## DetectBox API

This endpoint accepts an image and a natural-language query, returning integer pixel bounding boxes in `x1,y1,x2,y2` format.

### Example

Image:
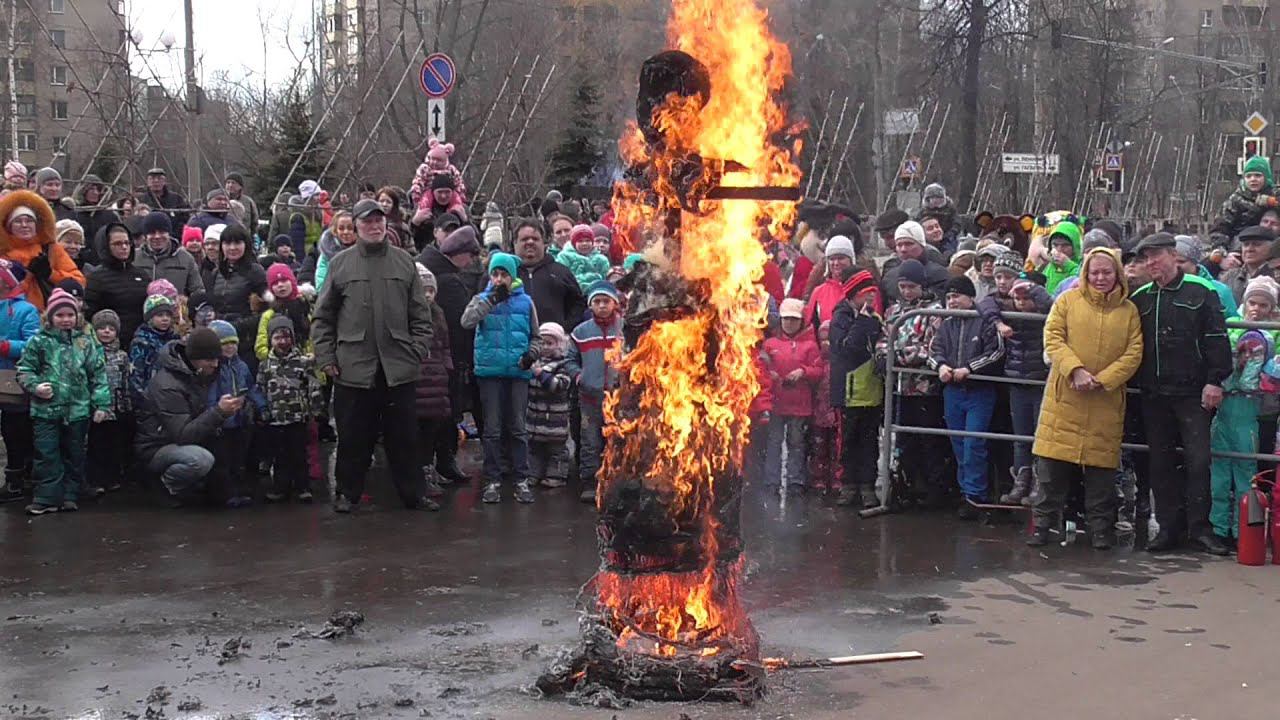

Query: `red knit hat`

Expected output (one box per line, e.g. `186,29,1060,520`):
570,224,595,247
44,287,79,321
266,263,298,300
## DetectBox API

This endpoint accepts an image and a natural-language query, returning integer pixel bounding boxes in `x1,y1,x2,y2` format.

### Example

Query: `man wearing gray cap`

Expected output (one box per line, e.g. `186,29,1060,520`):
1172,234,1237,318
312,198,435,513
142,167,190,231
1220,225,1277,305
33,167,76,223
186,188,241,233
1131,231,1232,555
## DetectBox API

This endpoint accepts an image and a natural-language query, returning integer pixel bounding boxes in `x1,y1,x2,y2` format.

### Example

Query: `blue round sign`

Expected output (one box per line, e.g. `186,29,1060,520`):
420,53,456,98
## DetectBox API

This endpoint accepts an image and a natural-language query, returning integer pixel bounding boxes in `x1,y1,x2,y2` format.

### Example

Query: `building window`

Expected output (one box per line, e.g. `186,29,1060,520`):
51,100,68,120
1201,9,1213,27
16,94,36,117
18,132,36,151
50,29,65,48
14,58,35,82
49,0,65,13
51,136,66,155
51,65,66,85
15,22,33,43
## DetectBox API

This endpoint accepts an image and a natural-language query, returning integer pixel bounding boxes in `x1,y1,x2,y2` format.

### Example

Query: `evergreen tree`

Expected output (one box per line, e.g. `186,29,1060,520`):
547,69,607,193
258,91,328,201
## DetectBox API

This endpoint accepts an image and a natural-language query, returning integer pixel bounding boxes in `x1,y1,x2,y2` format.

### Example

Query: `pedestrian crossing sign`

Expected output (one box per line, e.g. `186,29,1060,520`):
1104,154,1122,171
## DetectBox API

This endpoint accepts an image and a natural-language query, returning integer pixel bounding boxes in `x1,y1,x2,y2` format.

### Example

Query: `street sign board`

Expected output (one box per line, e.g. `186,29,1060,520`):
1001,153,1060,174
428,98,446,142
1244,111,1269,135
419,53,457,98
884,109,919,136
900,156,921,178
1105,153,1122,171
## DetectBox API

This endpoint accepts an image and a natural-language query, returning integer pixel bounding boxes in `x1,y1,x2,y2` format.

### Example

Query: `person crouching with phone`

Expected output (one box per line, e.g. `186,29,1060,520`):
208,320,265,508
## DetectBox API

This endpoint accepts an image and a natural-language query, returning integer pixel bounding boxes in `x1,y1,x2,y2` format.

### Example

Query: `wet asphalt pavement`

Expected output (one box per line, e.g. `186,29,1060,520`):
1,443,1277,719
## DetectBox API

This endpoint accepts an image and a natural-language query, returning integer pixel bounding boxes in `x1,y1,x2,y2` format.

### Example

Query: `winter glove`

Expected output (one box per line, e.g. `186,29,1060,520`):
492,283,511,303
27,252,52,286
518,350,537,370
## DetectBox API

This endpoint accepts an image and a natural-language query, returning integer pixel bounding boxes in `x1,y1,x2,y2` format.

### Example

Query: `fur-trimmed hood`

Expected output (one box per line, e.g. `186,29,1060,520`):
0,189,56,253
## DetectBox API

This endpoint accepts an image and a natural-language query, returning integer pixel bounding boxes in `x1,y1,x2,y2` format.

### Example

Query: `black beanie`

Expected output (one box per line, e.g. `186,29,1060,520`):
430,173,456,191
185,327,222,362
944,275,977,298
896,258,926,286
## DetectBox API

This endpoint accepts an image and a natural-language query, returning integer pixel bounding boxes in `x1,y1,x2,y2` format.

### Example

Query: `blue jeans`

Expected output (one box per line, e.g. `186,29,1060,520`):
478,377,530,486
943,384,997,501
1007,384,1043,471
147,444,216,497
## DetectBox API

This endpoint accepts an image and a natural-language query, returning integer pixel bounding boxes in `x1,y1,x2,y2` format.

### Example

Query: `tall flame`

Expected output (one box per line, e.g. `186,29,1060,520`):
596,0,801,658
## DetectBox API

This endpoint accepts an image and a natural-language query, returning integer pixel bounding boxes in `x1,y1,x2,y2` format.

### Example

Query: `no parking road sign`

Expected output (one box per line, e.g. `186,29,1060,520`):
419,53,457,98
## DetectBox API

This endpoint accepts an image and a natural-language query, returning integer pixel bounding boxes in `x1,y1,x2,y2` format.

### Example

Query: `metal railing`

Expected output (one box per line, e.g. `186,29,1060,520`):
870,306,1280,515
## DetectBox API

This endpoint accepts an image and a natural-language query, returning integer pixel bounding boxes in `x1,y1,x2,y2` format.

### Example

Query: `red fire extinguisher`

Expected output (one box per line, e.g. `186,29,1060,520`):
1239,475,1270,566
1270,479,1280,565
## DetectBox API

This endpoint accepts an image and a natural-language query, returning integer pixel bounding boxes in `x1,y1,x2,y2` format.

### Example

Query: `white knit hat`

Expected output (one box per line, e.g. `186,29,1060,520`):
824,235,855,259
1244,276,1280,307
894,221,926,246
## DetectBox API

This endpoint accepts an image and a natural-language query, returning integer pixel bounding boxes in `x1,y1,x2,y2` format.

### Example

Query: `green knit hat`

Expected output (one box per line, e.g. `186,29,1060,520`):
1244,155,1273,186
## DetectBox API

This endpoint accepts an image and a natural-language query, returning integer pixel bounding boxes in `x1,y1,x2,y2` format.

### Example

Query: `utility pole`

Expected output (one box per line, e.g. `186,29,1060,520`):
184,0,200,199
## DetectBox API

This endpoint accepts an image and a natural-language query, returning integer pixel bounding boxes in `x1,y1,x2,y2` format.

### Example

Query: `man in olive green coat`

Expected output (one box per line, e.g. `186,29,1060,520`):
311,199,433,513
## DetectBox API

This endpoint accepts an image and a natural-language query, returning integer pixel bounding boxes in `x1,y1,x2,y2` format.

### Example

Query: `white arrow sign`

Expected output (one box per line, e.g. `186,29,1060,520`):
428,98,446,142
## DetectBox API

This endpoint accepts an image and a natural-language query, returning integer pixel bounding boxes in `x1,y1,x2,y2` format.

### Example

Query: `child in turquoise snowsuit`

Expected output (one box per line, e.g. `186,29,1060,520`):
1210,280,1279,538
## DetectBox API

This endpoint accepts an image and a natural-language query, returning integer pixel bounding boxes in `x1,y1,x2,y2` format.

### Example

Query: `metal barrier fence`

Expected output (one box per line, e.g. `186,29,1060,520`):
871,306,1280,516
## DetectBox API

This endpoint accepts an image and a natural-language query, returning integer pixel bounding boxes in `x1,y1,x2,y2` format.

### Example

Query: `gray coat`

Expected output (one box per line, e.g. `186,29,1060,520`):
311,239,433,389
134,239,204,297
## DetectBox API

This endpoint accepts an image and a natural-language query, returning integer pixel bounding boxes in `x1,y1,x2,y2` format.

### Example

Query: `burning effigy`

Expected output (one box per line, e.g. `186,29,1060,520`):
537,0,802,704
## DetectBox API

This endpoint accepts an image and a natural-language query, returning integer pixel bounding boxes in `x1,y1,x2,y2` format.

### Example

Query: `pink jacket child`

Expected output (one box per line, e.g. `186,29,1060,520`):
763,324,823,417
412,138,468,208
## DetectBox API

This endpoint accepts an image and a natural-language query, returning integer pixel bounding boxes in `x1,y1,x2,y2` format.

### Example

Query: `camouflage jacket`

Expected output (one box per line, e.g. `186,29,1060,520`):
876,296,943,396
256,348,322,425
100,341,132,416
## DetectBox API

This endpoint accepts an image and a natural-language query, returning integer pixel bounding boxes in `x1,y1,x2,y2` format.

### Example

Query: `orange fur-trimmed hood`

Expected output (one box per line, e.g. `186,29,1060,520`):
0,190,56,253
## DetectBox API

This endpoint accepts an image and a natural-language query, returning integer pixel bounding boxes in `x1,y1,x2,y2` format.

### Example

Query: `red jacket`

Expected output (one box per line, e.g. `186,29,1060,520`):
788,256,815,300
761,260,784,304
762,326,823,417
749,354,773,417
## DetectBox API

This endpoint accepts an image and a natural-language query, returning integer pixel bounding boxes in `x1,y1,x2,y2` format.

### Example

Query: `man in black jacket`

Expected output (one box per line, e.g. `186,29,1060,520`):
417,224,482,481
1131,232,1233,555
134,329,243,503
513,220,586,328
141,167,190,231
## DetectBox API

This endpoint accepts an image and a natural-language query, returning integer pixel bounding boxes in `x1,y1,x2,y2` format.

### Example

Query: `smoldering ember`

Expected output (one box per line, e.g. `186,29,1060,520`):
4,0,1280,717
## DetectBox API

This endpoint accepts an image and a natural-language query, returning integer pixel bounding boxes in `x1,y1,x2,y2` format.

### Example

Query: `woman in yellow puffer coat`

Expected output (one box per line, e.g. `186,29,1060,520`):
1029,247,1143,548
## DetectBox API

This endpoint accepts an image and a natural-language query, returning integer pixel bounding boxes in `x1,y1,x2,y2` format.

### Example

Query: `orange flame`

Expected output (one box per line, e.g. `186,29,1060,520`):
596,0,800,659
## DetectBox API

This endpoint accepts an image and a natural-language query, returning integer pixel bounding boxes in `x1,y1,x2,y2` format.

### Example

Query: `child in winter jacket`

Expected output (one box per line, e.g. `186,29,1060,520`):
461,252,542,505
763,298,822,494
876,259,949,506
557,224,611,291
0,258,39,502
257,315,322,503
807,321,841,494
255,263,311,361
528,322,574,489
128,294,179,404
976,253,1052,505
87,309,133,495
17,289,110,515
929,275,1005,516
567,280,623,504
209,320,266,507
411,138,468,208
413,264,452,505
1042,222,1081,295
1210,276,1280,539
1210,155,1277,243
830,268,885,509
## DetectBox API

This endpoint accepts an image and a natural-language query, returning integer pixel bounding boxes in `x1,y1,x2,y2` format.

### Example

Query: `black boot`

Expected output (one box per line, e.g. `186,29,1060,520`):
1026,527,1051,547
436,459,467,484
1146,530,1179,552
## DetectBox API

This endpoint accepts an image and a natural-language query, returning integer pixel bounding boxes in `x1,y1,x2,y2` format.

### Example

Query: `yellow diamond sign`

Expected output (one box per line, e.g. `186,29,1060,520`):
1244,111,1269,136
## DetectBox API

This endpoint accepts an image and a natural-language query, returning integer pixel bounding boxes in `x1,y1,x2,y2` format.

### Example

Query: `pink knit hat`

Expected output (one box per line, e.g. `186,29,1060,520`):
427,138,454,164
146,279,179,301
44,287,79,321
3,160,26,185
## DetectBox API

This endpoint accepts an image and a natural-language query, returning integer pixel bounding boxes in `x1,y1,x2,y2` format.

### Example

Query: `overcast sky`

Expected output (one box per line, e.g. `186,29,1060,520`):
127,0,313,90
